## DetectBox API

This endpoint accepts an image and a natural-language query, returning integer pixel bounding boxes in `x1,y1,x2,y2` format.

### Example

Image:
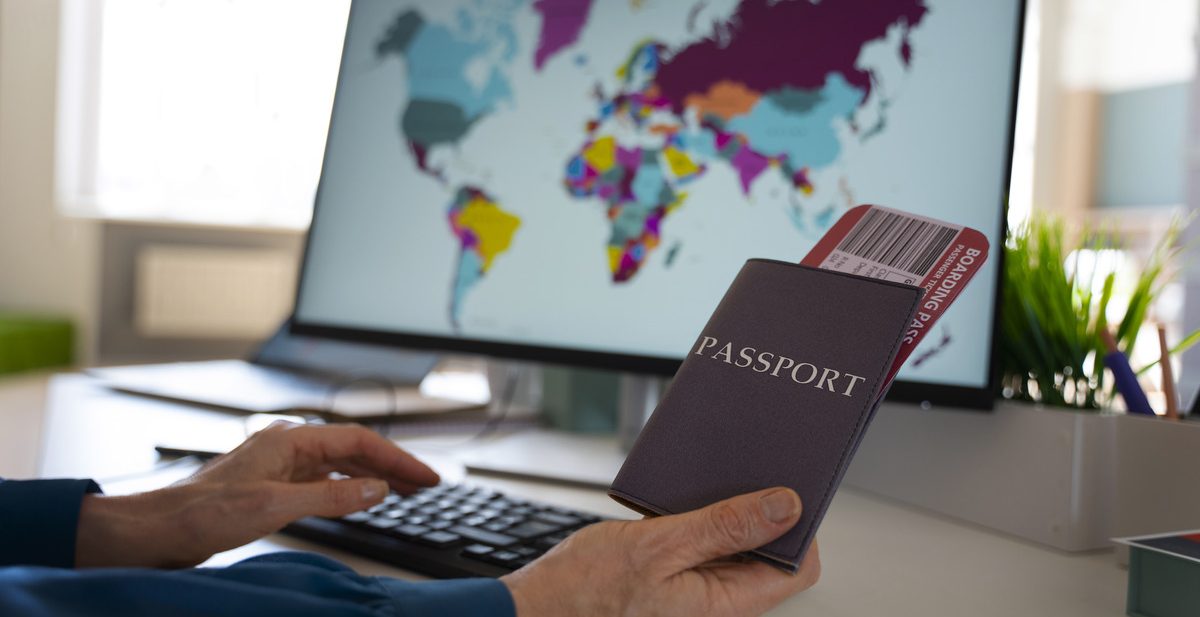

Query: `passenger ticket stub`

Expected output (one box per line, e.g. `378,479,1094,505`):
801,204,990,391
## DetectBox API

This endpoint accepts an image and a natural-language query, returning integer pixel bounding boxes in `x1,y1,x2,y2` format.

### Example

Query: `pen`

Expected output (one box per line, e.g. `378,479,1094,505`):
1158,324,1180,420
1100,327,1156,415
154,445,223,460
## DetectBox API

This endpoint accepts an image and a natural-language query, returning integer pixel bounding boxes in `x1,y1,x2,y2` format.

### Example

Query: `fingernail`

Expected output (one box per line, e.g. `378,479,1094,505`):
362,480,387,502
760,489,801,523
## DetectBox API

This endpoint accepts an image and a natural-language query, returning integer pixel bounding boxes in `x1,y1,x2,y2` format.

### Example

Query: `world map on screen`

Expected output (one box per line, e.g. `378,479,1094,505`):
374,0,929,328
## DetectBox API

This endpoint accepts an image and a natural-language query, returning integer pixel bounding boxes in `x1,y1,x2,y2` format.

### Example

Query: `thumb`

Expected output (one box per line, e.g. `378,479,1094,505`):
656,488,802,569
268,477,389,521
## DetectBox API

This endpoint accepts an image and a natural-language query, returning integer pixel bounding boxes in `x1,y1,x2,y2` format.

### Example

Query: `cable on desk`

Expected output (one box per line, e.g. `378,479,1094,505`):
322,374,399,438
319,364,521,446
472,361,519,441
400,363,522,454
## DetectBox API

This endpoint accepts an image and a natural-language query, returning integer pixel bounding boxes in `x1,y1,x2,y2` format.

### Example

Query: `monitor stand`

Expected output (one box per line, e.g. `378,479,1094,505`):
449,364,666,489
618,373,667,451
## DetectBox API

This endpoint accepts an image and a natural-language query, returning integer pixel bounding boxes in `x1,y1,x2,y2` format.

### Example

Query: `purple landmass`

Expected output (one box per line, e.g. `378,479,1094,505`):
730,146,770,194
653,0,928,111
533,0,595,71
616,145,641,170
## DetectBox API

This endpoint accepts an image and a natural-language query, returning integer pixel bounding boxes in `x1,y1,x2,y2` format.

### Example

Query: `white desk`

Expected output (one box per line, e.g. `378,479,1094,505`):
2,373,1129,615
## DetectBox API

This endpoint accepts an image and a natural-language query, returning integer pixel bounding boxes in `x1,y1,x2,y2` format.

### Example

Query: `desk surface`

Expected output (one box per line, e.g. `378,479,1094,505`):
2,373,1128,616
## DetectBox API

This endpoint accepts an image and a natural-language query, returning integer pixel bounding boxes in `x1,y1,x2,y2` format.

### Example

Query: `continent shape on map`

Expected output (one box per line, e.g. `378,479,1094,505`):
377,6,518,174
447,187,521,328
377,5,525,328
533,0,595,70
563,0,928,283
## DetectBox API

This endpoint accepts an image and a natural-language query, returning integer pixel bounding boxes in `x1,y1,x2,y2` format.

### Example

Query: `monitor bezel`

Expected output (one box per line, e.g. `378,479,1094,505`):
291,0,1027,411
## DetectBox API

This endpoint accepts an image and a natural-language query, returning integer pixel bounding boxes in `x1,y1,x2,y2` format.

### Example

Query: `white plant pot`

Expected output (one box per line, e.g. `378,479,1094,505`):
844,400,1118,551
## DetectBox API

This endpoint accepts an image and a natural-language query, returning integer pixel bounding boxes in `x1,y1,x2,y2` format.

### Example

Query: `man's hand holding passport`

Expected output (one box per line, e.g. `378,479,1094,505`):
609,205,989,571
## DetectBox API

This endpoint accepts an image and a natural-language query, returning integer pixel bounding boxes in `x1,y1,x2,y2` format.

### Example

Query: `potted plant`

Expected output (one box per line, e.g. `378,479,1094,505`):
847,213,1198,552
998,214,1197,410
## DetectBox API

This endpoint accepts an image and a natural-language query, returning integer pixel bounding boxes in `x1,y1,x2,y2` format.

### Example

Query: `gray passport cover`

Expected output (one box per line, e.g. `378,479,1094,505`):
609,259,921,571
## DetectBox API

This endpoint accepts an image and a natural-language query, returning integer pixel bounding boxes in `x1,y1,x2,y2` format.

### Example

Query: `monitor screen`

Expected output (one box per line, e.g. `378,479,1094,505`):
294,0,1025,407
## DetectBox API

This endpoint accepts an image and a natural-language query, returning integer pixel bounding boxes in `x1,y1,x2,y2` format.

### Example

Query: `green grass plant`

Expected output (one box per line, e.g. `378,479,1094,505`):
998,215,1197,410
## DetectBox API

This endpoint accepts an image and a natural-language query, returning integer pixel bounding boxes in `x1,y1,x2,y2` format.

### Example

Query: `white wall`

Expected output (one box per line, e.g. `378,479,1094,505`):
0,0,99,363
1184,16,1200,409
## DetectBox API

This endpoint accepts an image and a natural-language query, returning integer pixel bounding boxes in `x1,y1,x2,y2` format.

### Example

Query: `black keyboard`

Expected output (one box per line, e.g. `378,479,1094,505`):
283,482,607,578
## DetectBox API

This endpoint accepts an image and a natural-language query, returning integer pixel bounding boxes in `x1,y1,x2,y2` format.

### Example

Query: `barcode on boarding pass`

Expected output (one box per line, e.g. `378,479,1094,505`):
823,207,960,284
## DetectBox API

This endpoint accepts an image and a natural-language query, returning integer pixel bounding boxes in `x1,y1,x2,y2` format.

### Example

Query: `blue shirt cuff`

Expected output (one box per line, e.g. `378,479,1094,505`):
375,575,516,617
0,479,102,568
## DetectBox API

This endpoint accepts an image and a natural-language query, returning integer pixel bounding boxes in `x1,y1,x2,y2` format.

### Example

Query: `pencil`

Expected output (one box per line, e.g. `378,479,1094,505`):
1100,327,1156,415
1158,324,1180,420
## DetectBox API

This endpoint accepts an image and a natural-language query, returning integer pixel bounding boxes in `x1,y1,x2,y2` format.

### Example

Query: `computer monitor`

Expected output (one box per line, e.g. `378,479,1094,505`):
293,0,1026,409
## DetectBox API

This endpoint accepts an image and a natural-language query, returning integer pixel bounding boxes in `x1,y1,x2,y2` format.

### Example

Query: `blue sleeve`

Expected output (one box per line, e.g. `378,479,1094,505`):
0,551,516,617
0,478,103,568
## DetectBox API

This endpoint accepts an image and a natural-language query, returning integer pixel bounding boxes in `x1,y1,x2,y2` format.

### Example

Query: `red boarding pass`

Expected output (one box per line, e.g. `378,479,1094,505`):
801,204,990,393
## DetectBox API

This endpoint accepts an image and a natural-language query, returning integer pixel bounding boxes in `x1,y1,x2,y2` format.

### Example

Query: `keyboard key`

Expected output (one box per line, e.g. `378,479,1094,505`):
449,525,518,548
427,520,453,531
535,512,582,527
367,518,401,530
342,511,372,523
507,521,560,539
545,533,568,544
404,516,428,526
419,531,462,548
488,550,521,566
534,533,568,549
461,515,488,527
511,546,538,557
394,524,430,539
462,544,494,559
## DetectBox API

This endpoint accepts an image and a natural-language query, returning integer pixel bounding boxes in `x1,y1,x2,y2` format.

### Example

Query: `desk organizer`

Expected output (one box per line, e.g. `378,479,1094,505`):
1118,531,1200,617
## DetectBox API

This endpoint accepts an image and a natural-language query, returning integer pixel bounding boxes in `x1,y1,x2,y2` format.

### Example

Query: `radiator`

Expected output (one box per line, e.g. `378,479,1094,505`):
135,245,297,338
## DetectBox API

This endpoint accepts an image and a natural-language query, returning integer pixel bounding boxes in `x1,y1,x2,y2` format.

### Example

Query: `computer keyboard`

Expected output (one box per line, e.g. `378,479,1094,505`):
283,482,607,578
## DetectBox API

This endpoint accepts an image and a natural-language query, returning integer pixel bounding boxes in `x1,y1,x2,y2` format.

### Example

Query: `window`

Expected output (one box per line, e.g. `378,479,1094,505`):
57,0,350,229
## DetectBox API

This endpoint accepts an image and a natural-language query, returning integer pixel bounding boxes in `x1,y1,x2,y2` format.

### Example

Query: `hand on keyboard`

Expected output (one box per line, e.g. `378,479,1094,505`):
77,422,438,568
501,487,819,617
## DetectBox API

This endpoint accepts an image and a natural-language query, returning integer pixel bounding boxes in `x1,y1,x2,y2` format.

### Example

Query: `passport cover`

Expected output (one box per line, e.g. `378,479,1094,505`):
609,259,922,571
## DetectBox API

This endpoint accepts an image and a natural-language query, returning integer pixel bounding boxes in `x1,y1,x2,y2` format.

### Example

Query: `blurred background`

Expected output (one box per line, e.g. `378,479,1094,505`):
0,0,1196,394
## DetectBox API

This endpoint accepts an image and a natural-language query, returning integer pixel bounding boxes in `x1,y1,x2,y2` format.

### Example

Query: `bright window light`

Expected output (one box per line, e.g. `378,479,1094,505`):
57,0,350,229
